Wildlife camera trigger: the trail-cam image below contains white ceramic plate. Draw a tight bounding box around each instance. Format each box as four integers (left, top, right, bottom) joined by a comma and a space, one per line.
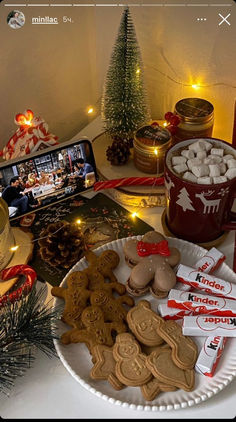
53, 236, 236, 412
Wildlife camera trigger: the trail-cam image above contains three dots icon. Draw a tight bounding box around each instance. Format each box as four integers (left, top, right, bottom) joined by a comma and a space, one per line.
197, 18, 207, 22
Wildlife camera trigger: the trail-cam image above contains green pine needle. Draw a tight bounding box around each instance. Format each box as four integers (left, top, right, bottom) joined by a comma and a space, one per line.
0, 285, 62, 395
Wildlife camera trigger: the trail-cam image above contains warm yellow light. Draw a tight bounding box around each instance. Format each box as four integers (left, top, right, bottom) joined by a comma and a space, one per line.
154, 148, 158, 156
192, 84, 200, 90
87, 107, 94, 114
10, 245, 19, 252
136, 69, 140, 74
76, 219, 82, 225
131, 212, 138, 219
163, 121, 168, 127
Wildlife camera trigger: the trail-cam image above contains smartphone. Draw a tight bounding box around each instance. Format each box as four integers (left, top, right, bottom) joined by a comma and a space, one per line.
0, 138, 98, 219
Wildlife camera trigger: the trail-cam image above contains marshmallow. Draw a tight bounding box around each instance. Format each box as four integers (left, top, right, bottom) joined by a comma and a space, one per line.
197, 139, 212, 152
223, 154, 235, 163
207, 155, 222, 164
173, 163, 188, 174
213, 176, 227, 184
181, 149, 195, 159
188, 140, 207, 153
225, 168, 236, 180
210, 148, 224, 157
192, 164, 209, 178
172, 156, 187, 165
182, 171, 197, 183
219, 163, 227, 174
227, 159, 236, 169
187, 158, 202, 170
197, 177, 212, 184
209, 164, 221, 177
196, 151, 207, 160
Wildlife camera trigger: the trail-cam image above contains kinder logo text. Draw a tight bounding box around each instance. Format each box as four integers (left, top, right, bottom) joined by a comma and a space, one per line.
195, 273, 226, 292
187, 293, 221, 306
197, 316, 236, 331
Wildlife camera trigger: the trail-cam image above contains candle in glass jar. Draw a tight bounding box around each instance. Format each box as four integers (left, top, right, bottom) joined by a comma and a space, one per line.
173, 98, 214, 145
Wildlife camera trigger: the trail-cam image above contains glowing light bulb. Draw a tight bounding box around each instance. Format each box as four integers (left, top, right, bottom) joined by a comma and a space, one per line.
87, 107, 94, 114
154, 148, 158, 156
163, 121, 168, 127
76, 219, 82, 225
192, 84, 200, 90
10, 245, 19, 252
131, 212, 138, 219
136, 69, 140, 74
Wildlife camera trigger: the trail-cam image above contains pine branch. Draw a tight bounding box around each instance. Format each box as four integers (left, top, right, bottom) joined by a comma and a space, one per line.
0, 285, 62, 395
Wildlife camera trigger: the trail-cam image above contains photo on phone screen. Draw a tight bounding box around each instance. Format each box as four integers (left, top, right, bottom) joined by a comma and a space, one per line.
0, 139, 97, 219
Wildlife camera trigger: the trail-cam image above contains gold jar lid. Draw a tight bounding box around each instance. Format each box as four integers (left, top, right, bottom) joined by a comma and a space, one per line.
134, 136, 172, 155
175, 98, 214, 124
135, 124, 171, 148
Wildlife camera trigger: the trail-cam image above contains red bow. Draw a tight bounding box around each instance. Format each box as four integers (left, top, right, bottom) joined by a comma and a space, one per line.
137, 240, 170, 257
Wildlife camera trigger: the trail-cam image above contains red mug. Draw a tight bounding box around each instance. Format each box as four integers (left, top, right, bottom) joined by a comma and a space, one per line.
164, 137, 236, 243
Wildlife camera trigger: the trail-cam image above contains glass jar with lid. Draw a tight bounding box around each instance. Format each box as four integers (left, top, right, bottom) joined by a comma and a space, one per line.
172, 98, 214, 144
133, 123, 172, 175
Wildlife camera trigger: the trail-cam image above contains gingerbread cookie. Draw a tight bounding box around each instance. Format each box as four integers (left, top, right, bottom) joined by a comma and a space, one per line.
156, 319, 198, 370
113, 333, 152, 387
84, 249, 120, 283
51, 271, 91, 332
140, 377, 177, 401
67, 305, 127, 352
123, 231, 181, 298
90, 289, 134, 324
90, 344, 124, 391
146, 348, 195, 392
127, 300, 164, 346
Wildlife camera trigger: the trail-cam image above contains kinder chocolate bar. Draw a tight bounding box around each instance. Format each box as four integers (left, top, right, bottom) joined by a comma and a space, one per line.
176, 264, 236, 300
195, 336, 227, 377
175, 247, 225, 292
157, 303, 194, 320
168, 289, 236, 317
182, 315, 236, 337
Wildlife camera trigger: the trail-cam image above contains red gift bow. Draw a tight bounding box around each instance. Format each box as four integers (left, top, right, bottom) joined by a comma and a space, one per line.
137, 240, 170, 257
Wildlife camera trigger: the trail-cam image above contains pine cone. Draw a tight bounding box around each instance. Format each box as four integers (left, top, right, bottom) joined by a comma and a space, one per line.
38, 220, 85, 269
106, 139, 131, 165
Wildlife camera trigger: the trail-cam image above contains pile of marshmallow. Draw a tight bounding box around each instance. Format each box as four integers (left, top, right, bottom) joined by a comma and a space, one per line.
171, 139, 236, 184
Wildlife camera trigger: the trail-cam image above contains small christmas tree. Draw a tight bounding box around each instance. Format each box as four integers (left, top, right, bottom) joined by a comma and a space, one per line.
102, 6, 150, 150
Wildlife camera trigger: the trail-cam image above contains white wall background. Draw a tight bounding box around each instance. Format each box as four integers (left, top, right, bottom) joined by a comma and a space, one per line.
0, 1, 235, 152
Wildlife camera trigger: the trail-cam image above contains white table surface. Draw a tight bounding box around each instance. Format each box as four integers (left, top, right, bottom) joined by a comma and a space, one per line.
1, 118, 236, 419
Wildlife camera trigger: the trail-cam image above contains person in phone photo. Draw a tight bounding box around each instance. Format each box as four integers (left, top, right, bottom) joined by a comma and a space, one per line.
2, 176, 29, 214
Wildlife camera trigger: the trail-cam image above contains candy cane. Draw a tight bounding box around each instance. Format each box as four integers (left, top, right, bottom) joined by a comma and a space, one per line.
93, 176, 165, 192
0, 264, 37, 306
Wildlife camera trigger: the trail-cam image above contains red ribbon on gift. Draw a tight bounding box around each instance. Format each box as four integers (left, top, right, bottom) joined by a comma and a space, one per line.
137, 240, 170, 257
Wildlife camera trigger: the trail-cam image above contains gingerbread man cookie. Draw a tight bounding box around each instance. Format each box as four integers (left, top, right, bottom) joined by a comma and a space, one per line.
51, 271, 91, 331
123, 231, 181, 298
83, 250, 125, 295
113, 333, 152, 387
90, 289, 134, 324
67, 305, 127, 352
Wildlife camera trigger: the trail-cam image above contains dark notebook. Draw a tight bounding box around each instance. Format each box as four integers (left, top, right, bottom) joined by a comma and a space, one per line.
11, 193, 153, 286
